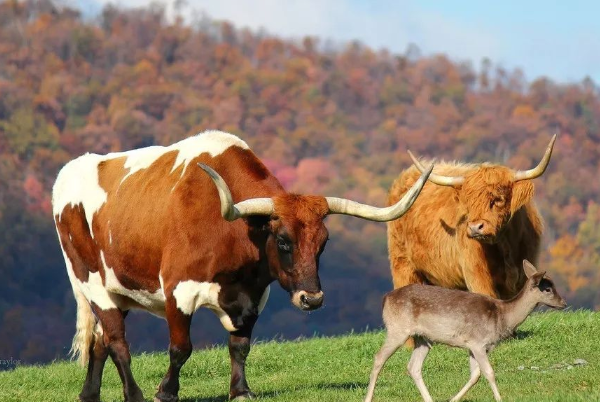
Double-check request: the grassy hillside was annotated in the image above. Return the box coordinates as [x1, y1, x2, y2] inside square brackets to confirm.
[0, 311, 597, 402]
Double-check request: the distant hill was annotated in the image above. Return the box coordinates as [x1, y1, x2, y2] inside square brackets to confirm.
[0, 1, 599, 365]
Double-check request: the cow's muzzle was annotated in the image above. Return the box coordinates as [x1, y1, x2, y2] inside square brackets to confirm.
[291, 290, 324, 311]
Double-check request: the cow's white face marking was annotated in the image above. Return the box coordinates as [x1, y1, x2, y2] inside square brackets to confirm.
[52, 130, 249, 239]
[172, 280, 237, 332]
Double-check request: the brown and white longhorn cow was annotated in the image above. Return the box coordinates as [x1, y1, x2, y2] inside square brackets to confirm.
[387, 135, 556, 300]
[52, 130, 432, 402]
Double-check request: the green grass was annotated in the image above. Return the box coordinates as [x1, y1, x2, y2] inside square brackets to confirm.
[1, 311, 598, 402]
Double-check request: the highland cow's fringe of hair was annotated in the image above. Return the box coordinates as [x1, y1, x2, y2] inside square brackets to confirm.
[70, 287, 96, 368]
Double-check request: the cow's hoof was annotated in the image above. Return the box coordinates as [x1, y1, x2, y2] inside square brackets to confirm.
[231, 391, 256, 400]
[154, 392, 179, 402]
[79, 395, 100, 402]
[126, 393, 146, 402]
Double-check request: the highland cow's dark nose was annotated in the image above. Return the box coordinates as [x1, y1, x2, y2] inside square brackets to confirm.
[467, 221, 485, 238]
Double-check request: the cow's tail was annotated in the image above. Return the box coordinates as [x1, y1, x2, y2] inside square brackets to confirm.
[70, 286, 96, 367]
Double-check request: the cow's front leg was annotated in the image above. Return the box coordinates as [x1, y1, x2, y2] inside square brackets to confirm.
[229, 322, 257, 400]
[463, 261, 497, 298]
[155, 298, 193, 402]
[461, 243, 498, 298]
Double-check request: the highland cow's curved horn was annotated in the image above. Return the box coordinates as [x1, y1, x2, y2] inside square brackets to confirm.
[198, 163, 274, 220]
[325, 164, 433, 222]
[408, 150, 465, 186]
[513, 134, 557, 181]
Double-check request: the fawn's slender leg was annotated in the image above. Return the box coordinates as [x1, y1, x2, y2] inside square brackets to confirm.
[471, 348, 501, 401]
[364, 332, 409, 402]
[407, 337, 433, 402]
[450, 351, 481, 402]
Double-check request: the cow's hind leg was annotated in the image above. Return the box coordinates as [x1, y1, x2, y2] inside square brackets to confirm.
[94, 306, 145, 402]
[79, 323, 109, 402]
[155, 298, 193, 402]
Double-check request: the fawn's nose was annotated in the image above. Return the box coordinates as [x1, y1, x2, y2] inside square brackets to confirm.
[467, 221, 486, 238]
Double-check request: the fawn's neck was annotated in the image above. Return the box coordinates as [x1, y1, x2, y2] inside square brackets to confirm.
[501, 285, 538, 332]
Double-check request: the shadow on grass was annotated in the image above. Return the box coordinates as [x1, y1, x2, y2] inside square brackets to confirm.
[513, 329, 534, 340]
[178, 382, 366, 401]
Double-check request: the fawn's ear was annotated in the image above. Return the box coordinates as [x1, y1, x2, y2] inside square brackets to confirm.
[523, 259, 538, 278]
[531, 271, 547, 286]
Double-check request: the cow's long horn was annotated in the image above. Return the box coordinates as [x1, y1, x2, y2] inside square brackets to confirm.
[325, 164, 433, 222]
[513, 134, 557, 181]
[408, 150, 464, 186]
[198, 163, 274, 220]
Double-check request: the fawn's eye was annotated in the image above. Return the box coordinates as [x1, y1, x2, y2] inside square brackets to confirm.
[543, 287, 552, 293]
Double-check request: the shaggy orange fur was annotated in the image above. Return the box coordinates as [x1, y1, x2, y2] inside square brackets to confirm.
[387, 162, 543, 299]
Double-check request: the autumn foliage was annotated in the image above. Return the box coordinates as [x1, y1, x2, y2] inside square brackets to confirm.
[0, 1, 599, 364]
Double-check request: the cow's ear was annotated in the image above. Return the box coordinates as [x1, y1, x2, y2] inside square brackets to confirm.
[511, 180, 534, 214]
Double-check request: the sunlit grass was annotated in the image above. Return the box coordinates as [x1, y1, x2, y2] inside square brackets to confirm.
[0, 311, 597, 401]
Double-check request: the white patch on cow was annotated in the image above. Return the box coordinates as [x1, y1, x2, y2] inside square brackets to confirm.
[68, 233, 72, 241]
[173, 280, 237, 332]
[100, 251, 166, 317]
[119, 146, 168, 184]
[52, 130, 249, 238]
[159, 273, 165, 290]
[170, 130, 249, 177]
[56, 225, 116, 311]
[258, 285, 270, 314]
[108, 230, 112, 245]
[52, 154, 108, 239]
[79, 271, 118, 311]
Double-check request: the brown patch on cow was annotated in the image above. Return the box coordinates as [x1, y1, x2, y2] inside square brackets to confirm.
[55, 203, 103, 282]
[97, 156, 128, 193]
[89, 144, 287, 295]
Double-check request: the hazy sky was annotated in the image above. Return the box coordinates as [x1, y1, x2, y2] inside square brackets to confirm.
[81, 0, 600, 83]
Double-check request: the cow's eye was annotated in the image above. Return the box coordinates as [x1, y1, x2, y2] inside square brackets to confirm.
[491, 197, 505, 208]
[277, 237, 291, 252]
